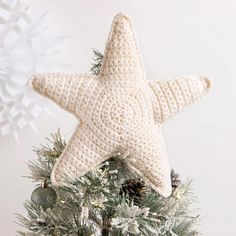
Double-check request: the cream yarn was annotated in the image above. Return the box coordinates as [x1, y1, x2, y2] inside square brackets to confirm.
[28, 13, 211, 197]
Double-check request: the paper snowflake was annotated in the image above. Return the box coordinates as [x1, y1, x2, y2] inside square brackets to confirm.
[0, 0, 66, 141]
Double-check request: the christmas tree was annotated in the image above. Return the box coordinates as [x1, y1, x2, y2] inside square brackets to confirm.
[16, 50, 200, 236]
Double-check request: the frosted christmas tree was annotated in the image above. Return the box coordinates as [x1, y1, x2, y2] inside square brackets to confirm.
[17, 129, 200, 235]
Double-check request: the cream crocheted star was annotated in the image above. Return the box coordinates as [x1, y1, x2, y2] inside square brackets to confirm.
[28, 13, 211, 197]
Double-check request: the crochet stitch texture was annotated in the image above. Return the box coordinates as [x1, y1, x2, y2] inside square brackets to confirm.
[28, 13, 211, 197]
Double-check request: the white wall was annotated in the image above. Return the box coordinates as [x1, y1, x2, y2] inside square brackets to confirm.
[0, 0, 235, 235]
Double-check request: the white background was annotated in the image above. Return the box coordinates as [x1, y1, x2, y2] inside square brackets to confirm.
[0, 0, 235, 235]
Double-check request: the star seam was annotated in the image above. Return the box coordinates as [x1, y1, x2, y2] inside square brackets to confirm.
[148, 82, 164, 123]
[158, 82, 172, 121]
[166, 81, 180, 113]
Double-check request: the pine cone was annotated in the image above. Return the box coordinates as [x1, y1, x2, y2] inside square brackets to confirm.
[120, 178, 147, 204]
[171, 169, 181, 191]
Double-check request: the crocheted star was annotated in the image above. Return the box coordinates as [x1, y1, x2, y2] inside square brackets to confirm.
[28, 13, 211, 197]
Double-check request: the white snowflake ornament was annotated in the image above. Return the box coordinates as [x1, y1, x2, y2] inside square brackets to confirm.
[0, 0, 65, 141]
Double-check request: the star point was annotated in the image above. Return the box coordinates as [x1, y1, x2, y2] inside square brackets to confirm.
[100, 13, 145, 81]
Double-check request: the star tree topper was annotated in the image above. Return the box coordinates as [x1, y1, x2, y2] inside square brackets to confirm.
[28, 13, 211, 197]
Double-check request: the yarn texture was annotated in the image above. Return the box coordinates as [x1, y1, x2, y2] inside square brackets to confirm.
[28, 13, 211, 197]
